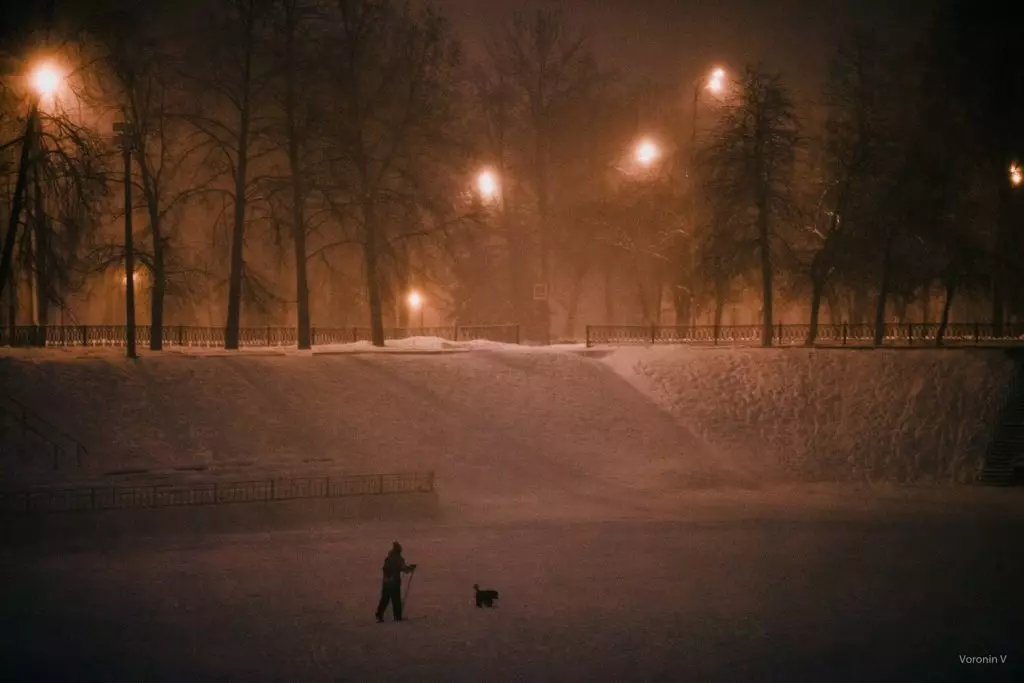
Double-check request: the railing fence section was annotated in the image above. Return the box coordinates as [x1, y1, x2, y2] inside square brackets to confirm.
[1, 471, 435, 515]
[0, 324, 520, 348]
[584, 323, 1024, 348]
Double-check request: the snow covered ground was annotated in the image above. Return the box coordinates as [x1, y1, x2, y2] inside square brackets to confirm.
[602, 346, 1017, 483]
[0, 344, 731, 518]
[4, 342, 1023, 681]
[1, 342, 1016, 494]
[6, 504, 1024, 682]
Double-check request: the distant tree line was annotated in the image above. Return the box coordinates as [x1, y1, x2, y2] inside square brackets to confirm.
[0, 0, 1020, 348]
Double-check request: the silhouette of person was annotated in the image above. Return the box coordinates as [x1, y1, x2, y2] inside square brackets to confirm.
[375, 541, 416, 622]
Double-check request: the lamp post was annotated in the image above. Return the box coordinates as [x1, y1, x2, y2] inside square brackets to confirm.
[407, 290, 424, 330]
[1010, 162, 1022, 188]
[113, 121, 137, 359]
[0, 61, 63, 303]
[683, 66, 727, 328]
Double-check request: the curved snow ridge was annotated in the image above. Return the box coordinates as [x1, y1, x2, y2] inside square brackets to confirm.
[601, 347, 1017, 483]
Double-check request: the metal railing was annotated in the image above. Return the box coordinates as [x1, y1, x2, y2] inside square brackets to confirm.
[0, 324, 520, 348]
[584, 322, 1024, 348]
[0, 395, 88, 469]
[0, 471, 435, 515]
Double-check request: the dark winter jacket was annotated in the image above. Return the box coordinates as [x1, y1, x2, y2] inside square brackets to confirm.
[382, 549, 412, 584]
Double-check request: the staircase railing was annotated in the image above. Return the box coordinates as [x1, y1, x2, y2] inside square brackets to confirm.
[979, 357, 1024, 485]
[0, 395, 88, 470]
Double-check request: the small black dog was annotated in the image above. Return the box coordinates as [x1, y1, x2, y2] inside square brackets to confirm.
[474, 584, 499, 608]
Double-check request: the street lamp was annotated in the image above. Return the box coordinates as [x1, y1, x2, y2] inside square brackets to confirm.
[29, 61, 63, 101]
[1010, 162, 1022, 188]
[477, 169, 499, 201]
[706, 67, 726, 95]
[0, 60, 66, 305]
[407, 290, 425, 329]
[114, 121, 138, 359]
[634, 138, 661, 167]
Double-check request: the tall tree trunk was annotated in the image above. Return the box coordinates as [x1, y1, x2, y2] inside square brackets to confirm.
[992, 180, 1009, 337]
[150, 235, 166, 350]
[224, 4, 255, 350]
[32, 164, 48, 344]
[936, 270, 956, 346]
[757, 195, 773, 347]
[872, 228, 896, 346]
[283, 0, 310, 350]
[140, 170, 165, 350]
[362, 198, 385, 347]
[0, 107, 38, 303]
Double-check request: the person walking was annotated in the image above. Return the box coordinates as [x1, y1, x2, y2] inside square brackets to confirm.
[375, 541, 416, 622]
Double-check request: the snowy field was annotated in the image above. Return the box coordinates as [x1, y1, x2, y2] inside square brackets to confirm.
[5, 495, 1024, 682]
[3, 342, 1023, 681]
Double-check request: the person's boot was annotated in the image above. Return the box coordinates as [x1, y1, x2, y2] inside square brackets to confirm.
[375, 613, 384, 623]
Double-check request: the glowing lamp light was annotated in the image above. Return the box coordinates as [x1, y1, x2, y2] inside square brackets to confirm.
[476, 169, 499, 200]
[707, 67, 726, 94]
[1010, 162, 1022, 188]
[407, 291, 423, 310]
[635, 139, 660, 167]
[121, 268, 145, 285]
[30, 61, 63, 98]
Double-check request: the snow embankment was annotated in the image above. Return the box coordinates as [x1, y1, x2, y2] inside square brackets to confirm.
[0, 349, 736, 514]
[603, 347, 1017, 483]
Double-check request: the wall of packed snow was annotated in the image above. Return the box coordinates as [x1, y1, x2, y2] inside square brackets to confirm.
[603, 347, 1018, 483]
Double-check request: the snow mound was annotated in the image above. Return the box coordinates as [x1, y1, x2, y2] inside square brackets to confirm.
[603, 347, 1017, 483]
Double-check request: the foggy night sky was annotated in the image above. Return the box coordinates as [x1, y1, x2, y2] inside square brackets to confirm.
[433, 0, 933, 102]
[3, 0, 935, 102]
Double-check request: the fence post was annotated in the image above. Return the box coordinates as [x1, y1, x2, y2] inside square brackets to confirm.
[842, 322, 848, 345]
[269, 478, 275, 501]
[650, 324, 656, 345]
[908, 323, 914, 346]
[310, 326, 316, 347]
[352, 327, 358, 342]
[80, 325, 88, 346]
[515, 324, 520, 345]
[454, 325, 460, 341]
[777, 322, 783, 345]
[974, 322, 980, 344]
[177, 325, 185, 346]
[585, 325, 591, 348]
[324, 476, 330, 497]
[267, 325, 272, 347]
[378, 474, 384, 494]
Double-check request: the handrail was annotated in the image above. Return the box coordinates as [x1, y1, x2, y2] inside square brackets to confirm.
[0, 396, 88, 468]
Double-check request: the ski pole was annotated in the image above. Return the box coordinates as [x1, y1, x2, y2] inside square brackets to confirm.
[403, 568, 416, 614]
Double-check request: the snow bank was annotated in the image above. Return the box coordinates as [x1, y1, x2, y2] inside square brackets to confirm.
[0, 348, 734, 513]
[603, 347, 1017, 483]
[0, 337, 587, 359]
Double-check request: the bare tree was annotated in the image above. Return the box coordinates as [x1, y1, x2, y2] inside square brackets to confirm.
[703, 66, 799, 346]
[318, 0, 464, 347]
[492, 7, 598, 342]
[182, 0, 274, 349]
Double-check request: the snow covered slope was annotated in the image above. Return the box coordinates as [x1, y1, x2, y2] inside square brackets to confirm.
[0, 348, 736, 518]
[603, 347, 1017, 483]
